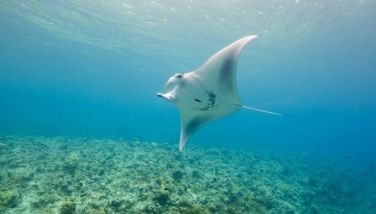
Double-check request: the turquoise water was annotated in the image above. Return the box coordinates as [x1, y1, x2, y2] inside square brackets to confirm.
[1, 1, 376, 213]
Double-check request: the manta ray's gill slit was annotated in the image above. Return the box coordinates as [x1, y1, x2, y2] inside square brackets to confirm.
[197, 106, 210, 111]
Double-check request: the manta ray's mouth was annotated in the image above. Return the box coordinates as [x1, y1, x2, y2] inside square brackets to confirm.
[156, 93, 174, 102]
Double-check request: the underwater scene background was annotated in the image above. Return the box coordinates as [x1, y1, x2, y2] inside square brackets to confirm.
[0, 0, 375, 213]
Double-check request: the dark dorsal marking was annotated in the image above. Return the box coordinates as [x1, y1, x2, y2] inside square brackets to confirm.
[219, 58, 236, 91]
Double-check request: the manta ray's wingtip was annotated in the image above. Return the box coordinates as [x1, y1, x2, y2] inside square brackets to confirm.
[227, 35, 257, 51]
[247, 34, 258, 38]
[178, 138, 186, 152]
[243, 34, 258, 41]
[178, 128, 187, 152]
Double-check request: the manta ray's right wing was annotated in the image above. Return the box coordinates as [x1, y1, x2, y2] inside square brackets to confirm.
[193, 35, 258, 105]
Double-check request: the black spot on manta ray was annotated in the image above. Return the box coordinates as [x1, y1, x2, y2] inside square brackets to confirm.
[208, 91, 216, 107]
[194, 98, 202, 103]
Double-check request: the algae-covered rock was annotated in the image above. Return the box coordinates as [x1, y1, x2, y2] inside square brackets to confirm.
[176, 201, 213, 214]
[60, 199, 76, 214]
[0, 143, 7, 152]
[109, 199, 124, 211]
[0, 190, 20, 209]
[92, 207, 107, 214]
[153, 191, 170, 206]
[172, 170, 184, 182]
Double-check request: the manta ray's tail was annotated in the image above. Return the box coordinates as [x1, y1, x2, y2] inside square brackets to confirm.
[241, 105, 282, 116]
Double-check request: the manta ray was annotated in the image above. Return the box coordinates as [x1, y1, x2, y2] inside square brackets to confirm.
[157, 35, 280, 152]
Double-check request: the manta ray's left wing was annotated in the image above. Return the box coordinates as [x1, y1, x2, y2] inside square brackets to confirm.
[178, 109, 211, 152]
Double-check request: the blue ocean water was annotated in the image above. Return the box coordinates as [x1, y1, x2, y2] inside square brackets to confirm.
[1, 0, 375, 169]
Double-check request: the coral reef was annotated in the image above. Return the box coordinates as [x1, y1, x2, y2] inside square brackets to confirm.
[0, 135, 375, 213]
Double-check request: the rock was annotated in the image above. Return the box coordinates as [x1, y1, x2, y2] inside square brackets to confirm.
[153, 191, 170, 206]
[60, 199, 76, 214]
[0, 190, 20, 209]
[0, 143, 7, 151]
[192, 170, 200, 179]
[92, 207, 107, 214]
[109, 199, 123, 210]
[172, 170, 184, 182]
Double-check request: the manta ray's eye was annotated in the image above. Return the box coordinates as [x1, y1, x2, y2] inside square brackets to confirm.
[175, 73, 184, 79]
